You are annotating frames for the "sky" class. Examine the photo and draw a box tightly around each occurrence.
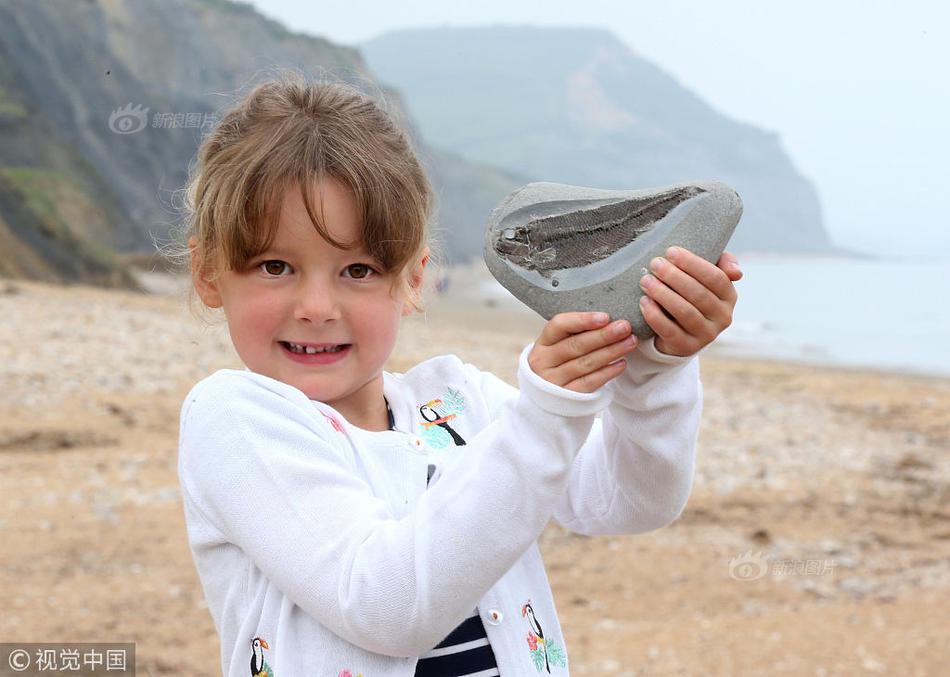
[247,0,949,259]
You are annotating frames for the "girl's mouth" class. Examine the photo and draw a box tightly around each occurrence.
[279,341,351,364]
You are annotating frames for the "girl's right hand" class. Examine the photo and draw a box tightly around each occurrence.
[527,312,639,393]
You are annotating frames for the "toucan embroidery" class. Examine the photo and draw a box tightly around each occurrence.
[250,637,274,677]
[521,600,567,672]
[418,387,467,448]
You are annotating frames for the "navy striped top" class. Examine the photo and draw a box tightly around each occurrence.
[384,397,501,677]
[414,609,500,677]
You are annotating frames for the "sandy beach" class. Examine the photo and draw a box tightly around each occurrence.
[2,266,948,676]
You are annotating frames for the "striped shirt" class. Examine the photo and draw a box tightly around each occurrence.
[385,398,501,677]
[414,609,500,677]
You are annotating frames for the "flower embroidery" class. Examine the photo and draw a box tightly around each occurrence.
[338,670,364,677]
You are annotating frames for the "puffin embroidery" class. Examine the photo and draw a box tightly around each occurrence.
[521,600,567,673]
[417,387,467,448]
[250,636,274,677]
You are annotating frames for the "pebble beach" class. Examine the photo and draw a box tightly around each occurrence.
[1,264,948,675]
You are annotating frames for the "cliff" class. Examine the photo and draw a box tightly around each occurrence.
[0,0,522,289]
[363,26,843,255]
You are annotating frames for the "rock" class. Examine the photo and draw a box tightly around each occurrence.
[483,180,742,339]
[820,538,845,554]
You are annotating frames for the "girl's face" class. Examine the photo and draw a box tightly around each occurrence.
[193,177,427,430]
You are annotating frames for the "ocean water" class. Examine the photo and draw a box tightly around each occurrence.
[702,254,950,378]
[475,254,950,379]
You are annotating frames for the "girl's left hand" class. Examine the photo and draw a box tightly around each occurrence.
[639,247,743,357]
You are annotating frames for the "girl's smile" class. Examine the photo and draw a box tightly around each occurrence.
[278,341,351,364]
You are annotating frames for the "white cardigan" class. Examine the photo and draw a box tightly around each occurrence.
[177,337,702,676]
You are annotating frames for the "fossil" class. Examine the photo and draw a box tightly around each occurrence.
[483,180,742,341]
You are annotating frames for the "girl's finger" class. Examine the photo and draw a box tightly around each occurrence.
[555,333,638,384]
[640,274,717,342]
[535,311,611,347]
[646,257,724,322]
[640,295,692,354]
[541,317,636,368]
[718,250,742,278]
[669,247,737,305]
[563,357,629,393]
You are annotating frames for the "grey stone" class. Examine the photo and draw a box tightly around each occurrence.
[483,180,743,339]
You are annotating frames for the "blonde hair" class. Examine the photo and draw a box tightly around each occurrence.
[163,70,440,323]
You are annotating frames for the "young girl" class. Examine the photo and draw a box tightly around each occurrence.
[174,73,741,677]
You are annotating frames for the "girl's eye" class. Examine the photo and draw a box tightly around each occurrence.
[260,260,290,276]
[345,263,377,280]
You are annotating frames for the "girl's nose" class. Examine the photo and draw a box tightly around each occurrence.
[293,278,342,322]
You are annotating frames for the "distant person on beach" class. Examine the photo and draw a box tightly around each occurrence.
[173,72,742,677]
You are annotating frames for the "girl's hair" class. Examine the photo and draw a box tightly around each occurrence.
[162,70,441,323]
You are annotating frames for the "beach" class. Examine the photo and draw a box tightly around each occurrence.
[2,269,948,675]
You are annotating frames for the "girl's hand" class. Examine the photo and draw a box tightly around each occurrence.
[528,312,639,393]
[639,247,743,357]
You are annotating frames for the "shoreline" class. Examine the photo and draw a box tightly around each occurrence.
[702,342,950,383]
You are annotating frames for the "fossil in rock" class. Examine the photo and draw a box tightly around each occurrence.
[483,180,742,340]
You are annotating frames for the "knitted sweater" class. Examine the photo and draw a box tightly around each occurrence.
[177,337,702,676]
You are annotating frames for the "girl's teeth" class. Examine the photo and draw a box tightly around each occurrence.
[287,343,343,354]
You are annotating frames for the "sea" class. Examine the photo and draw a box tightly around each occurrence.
[709,254,950,378]
[476,254,950,379]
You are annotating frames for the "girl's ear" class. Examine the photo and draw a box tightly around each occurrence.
[411,246,430,290]
[401,246,430,316]
[189,236,223,309]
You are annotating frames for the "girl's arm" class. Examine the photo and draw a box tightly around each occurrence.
[543,245,736,533]
[471,336,702,536]
[550,337,702,535]
[178,357,609,659]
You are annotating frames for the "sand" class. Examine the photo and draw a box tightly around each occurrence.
[1,268,948,676]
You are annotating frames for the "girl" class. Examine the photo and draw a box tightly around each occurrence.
[173,73,741,676]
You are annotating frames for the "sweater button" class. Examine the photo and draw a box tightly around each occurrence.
[486,609,503,625]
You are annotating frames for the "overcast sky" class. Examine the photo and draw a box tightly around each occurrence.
[248,0,948,259]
